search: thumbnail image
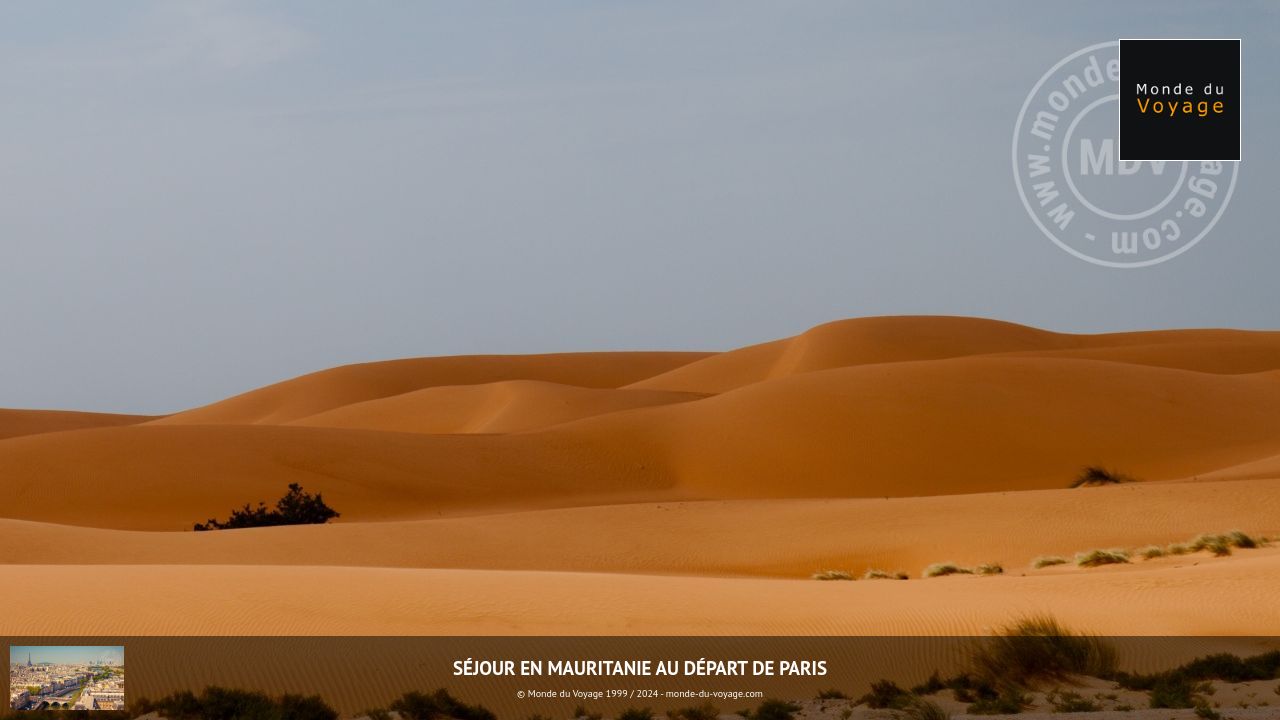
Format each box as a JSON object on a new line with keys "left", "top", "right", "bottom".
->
{"left": 8, "top": 647, "right": 124, "bottom": 712}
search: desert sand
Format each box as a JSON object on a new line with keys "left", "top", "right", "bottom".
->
{"left": 2, "top": 316, "right": 1280, "bottom": 637}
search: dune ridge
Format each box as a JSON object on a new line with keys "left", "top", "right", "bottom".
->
{"left": 289, "top": 380, "right": 706, "bottom": 434}
{"left": 150, "top": 351, "right": 711, "bottom": 426}
{"left": 0, "top": 408, "right": 154, "bottom": 441}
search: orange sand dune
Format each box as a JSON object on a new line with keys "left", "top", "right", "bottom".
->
{"left": 629, "top": 316, "right": 1280, "bottom": 393}
{"left": 0, "top": 408, "right": 153, "bottom": 441}
{"left": 152, "top": 351, "right": 710, "bottom": 425}
{"left": 992, "top": 339, "right": 1280, "bottom": 375}
{"left": 5, "top": 357, "right": 1280, "bottom": 530}
{"left": 628, "top": 316, "right": 1070, "bottom": 393}
{"left": 617, "top": 357, "right": 1280, "bottom": 499}
{"left": 289, "top": 380, "right": 705, "bottom": 434}
{"left": 1195, "top": 450, "right": 1280, "bottom": 482}
{"left": 4, "top": 316, "right": 1280, "bottom": 640}
{"left": 3, "top": 553, "right": 1279, "bottom": 636}
{"left": 2, "top": 478, "right": 1276, "bottom": 577}
{"left": 0, "top": 423, "right": 673, "bottom": 530}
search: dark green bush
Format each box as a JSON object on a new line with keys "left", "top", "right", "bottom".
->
{"left": 194, "top": 483, "right": 339, "bottom": 531}
{"left": 1071, "top": 466, "right": 1134, "bottom": 487}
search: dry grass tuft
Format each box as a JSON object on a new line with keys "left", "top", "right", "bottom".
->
{"left": 1139, "top": 545, "right": 1166, "bottom": 560}
{"left": 971, "top": 615, "right": 1118, "bottom": 687}
{"left": 923, "top": 562, "right": 974, "bottom": 578}
{"left": 1075, "top": 548, "right": 1130, "bottom": 568}
{"left": 862, "top": 569, "right": 909, "bottom": 580}
{"left": 975, "top": 562, "right": 1004, "bottom": 576}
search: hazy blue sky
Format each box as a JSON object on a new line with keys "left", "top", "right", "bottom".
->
{"left": 2, "top": 1, "right": 1277, "bottom": 414}
{"left": 9, "top": 646, "right": 124, "bottom": 665}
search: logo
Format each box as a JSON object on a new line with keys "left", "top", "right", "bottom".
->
{"left": 1012, "top": 41, "right": 1237, "bottom": 268}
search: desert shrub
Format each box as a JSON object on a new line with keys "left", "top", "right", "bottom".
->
{"left": 1046, "top": 689, "right": 1101, "bottom": 712}
{"left": 970, "top": 615, "right": 1117, "bottom": 687}
{"left": 815, "top": 689, "right": 847, "bottom": 699}
{"left": 1226, "top": 529, "right": 1260, "bottom": 548}
{"left": 911, "top": 671, "right": 947, "bottom": 696}
{"left": 1075, "top": 548, "right": 1130, "bottom": 567}
{"left": 975, "top": 562, "right": 1004, "bottom": 576}
{"left": 903, "top": 698, "right": 951, "bottom": 720}
{"left": 1148, "top": 675, "right": 1198, "bottom": 709}
{"left": 667, "top": 703, "right": 717, "bottom": 720}
{"left": 617, "top": 707, "right": 653, "bottom": 720}
{"left": 811, "top": 569, "right": 853, "bottom": 581}
{"left": 1071, "top": 466, "right": 1134, "bottom": 488}
{"left": 194, "top": 483, "right": 340, "bottom": 531}
{"left": 392, "top": 690, "right": 496, "bottom": 720}
{"left": 966, "top": 687, "right": 1028, "bottom": 715}
{"left": 1139, "top": 544, "right": 1166, "bottom": 560}
{"left": 923, "top": 562, "right": 973, "bottom": 578}
{"left": 947, "top": 673, "right": 999, "bottom": 704}
{"left": 862, "top": 568, "right": 909, "bottom": 580}
{"left": 857, "top": 679, "right": 912, "bottom": 709}
{"left": 1175, "top": 651, "right": 1280, "bottom": 683}
{"left": 131, "top": 686, "right": 338, "bottom": 720}
{"left": 1167, "top": 542, "right": 1193, "bottom": 555}
{"left": 750, "top": 699, "right": 800, "bottom": 720}
{"left": 1031, "top": 555, "right": 1068, "bottom": 569}
{"left": 1190, "top": 534, "right": 1233, "bottom": 556}
{"left": 278, "top": 694, "right": 341, "bottom": 720}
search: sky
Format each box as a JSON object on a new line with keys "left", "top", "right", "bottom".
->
{"left": 9, "top": 646, "right": 124, "bottom": 666}
{"left": 2, "top": 1, "right": 1278, "bottom": 414}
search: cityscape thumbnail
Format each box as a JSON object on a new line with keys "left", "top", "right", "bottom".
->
{"left": 8, "top": 646, "right": 124, "bottom": 712}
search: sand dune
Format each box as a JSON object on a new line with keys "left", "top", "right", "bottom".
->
{"left": 629, "top": 316, "right": 1280, "bottom": 393}
{"left": 290, "top": 380, "right": 705, "bottom": 434}
{"left": 3, "top": 316, "right": 1280, "bottom": 640}
{"left": 627, "top": 316, "right": 1071, "bottom": 393}
{"left": 3, "top": 553, "right": 1279, "bottom": 636}
{"left": 633, "top": 358, "right": 1280, "bottom": 498}
{"left": 1193, "top": 449, "right": 1280, "bottom": 482}
{"left": 0, "top": 423, "right": 674, "bottom": 530}
{"left": 151, "top": 351, "right": 710, "bottom": 425}
{"left": 5, "top": 356, "right": 1280, "bottom": 530}
{"left": 992, "top": 339, "right": 1280, "bottom": 375}
{"left": 3, "top": 478, "right": 1277, "bottom": 578}
{"left": 0, "top": 408, "right": 152, "bottom": 441}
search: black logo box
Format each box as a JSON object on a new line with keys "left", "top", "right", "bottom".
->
{"left": 1119, "top": 38, "right": 1241, "bottom": 161}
